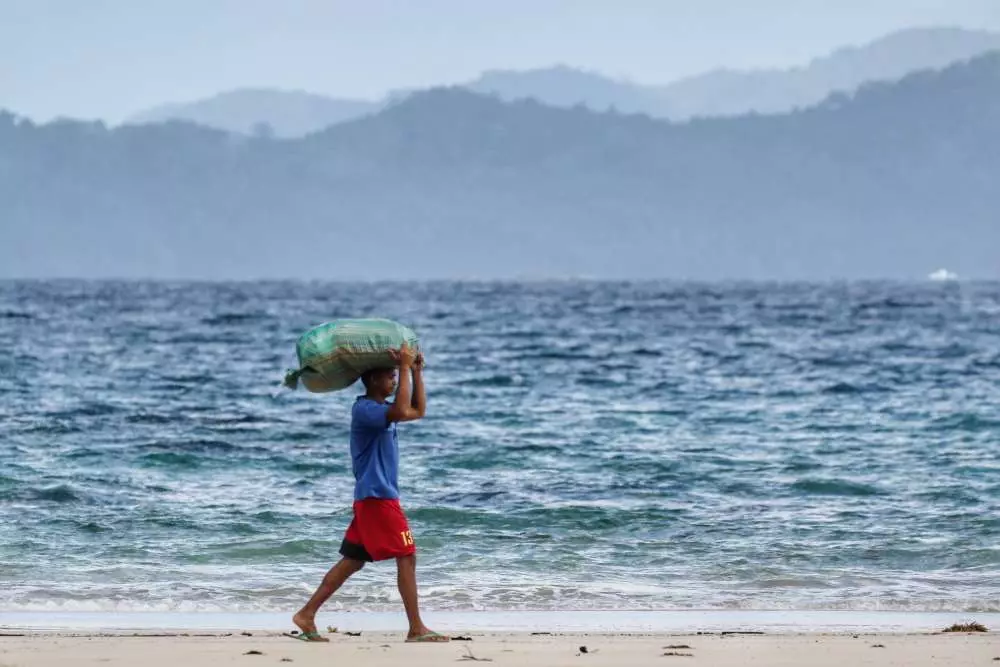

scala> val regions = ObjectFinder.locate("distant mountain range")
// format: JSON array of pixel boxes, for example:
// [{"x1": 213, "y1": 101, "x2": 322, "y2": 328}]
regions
[
  {"x1": 125, "y1": 27, "x2": 1000, "y2": 135},
  {"x1": 3, "y1": 51, "x2": 998, "y2": 280},
  {"x1": 128, "y1": 88, "x2": 381, "y2": 138},
  {"x1": 595, "y1": 25, "x2": 1000, "y2": 118}
]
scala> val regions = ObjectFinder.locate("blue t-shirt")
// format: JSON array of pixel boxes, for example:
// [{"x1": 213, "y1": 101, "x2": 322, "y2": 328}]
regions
[{"x1": 350, "y1": 397, "x2": 400, "y2": 500}]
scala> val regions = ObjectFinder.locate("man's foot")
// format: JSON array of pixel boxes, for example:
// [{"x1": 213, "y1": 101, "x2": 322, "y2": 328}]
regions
[
  {"x1": 291, "y1": 610, "x2": 329, "y2": 642},
  {"x1": 405, "y1": 627, "x2": 449, "y2": 643}
]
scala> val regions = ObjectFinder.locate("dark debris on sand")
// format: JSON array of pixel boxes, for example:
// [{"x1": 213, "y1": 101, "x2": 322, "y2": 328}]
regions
[
  {"x1": 458, "y1": 646, "x2": 492, "y2": 662},
  {"x1": 942, "y1": 622, "x2": 988, "y2": 633}
]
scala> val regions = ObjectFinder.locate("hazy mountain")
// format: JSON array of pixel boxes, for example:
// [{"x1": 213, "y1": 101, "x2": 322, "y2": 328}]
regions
[
  {"x1": 465, "y1": 65, "x2": 668, "y2": 115},
  {"x1": 123, "y1": 28, "x2": 1000, "y2": 136},
  {"x1": 2, "y1": 53, "x2": 997, "y2": 280},
  {"x1": 661, "y1": 26, "x2": 1000, "y2": 118},
  {"x1": 466, "y1": 27, "x2": 1000, "y2": 119},
  {"x1": 127, "y1": 88, "x2": 382, "y2": 137}
]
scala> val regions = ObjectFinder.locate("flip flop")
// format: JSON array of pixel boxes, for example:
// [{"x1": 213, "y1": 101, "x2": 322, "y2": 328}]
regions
[
  {"x1": 283, "y1": 631, "x2": 328, "y2": 642},
  {"x1": 406, "y1": 631, "x2": 450, "y2": 643}
]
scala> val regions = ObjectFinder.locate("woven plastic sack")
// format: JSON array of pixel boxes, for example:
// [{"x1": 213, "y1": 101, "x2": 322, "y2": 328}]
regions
[{"x1": 283, "y1": 318, "x2": 419, "y2": 393}]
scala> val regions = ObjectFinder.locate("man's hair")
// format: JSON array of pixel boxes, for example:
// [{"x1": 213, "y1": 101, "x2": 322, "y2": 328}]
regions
[
  {"x1": 361, "y1": 367, "x2": 391, "y2": 389},
  {"x1": 360, "y1": 369, "x2": 375, "y2": 389}
]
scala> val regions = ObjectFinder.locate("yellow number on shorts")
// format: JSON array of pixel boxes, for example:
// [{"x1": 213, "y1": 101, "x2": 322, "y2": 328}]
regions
[{"x1": 400, "y1": 530, "x2": 414, "y2": 546}]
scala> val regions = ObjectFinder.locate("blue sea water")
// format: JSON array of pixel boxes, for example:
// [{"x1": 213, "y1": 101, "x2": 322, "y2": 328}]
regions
[{"x1": 1, "y1": 280, "x2": 998, "y2": 616}]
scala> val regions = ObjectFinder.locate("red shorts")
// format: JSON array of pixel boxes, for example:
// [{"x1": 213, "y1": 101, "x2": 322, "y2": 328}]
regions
[{"x1": 339, "y1": 498, "x2": 416, "y2": 562}]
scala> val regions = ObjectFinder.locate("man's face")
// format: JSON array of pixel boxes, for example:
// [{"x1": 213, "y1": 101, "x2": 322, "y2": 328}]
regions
[{"x1": 371, "y1": 367, "x2": 398, "y2": 396}]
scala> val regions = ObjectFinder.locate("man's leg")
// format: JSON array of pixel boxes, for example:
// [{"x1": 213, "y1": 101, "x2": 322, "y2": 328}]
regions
[
  {"x1": 396, "y1": 554, "x2": 448, "y2": 641},
  {"x1": 293, "y1": 558, "x2": 365, "y2": 641}
]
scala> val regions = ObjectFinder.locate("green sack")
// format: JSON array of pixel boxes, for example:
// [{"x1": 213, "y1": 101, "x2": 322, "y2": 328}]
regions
[{"x1": 283, "y1": 318, "x2": 420, "y2": 393}]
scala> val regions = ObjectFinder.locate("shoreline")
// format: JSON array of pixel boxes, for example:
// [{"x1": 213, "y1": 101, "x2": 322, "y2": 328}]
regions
[
  {"x1": 3, "y1": 609, "x2": 998, "y2": 634},
  {"x1": 0, "y1": 629, "x2": 995, "y2": 667},
  {"x1": 4, "y1": 609, "x2": 996, "y2": 667}
]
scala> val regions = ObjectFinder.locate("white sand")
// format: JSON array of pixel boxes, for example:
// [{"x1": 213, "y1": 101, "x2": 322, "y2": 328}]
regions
[{"x1": 1, "y1": 630, "x2": 996, "y2": 667}]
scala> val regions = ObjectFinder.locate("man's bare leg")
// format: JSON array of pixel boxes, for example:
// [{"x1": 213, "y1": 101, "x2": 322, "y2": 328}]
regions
[
  {"x1": 292, "y1": 558, "x2": 365, "y2": 641},
  {"x1": 396, "y1": 554, "x2": 448, "y2": 642}
]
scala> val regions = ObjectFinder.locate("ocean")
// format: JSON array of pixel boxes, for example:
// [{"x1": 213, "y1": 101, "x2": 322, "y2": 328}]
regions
[{"x1": 1, "y1": 280, "x2": 998, "y2": 619}]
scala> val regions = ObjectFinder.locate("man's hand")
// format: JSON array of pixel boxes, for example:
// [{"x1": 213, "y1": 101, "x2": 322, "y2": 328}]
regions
[
  {"x1": 395, "y1": 343, "x2": 417, "y2": 368},
  {"x1": 388, "y1": 344, "x2": 417, "y2": 368},
  {"x1": 413, "y1": 352, "x2": 425, "y2": 371}
]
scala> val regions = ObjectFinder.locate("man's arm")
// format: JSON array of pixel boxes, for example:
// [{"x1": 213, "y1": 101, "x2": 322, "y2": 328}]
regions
[
  {"x1": 410, "y1": 353, "x2": 426, "y2": 418},
  {"x1": 386, "y1": 345, "x2": 422, "y2": 423}
]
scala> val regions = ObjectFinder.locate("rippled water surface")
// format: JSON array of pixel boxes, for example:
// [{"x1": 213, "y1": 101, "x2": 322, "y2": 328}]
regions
[{"x1": 1, "y1": 281, "x2": 998, "y2": 613}]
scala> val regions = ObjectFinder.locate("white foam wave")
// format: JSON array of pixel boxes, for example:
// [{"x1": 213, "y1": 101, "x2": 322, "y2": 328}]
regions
[{"x1": 928, "y1": 268, "x2": 959, "y2": 281}]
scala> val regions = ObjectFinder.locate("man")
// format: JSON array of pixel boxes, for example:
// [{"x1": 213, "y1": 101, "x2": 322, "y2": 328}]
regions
[{"x1": 291, "y1": 343, "x2": 447, "y2": 643}]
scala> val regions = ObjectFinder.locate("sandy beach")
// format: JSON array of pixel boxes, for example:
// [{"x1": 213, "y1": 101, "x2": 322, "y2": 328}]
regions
[{"x1": 1, "y1": 630, "x2": 997, "y2": 667}]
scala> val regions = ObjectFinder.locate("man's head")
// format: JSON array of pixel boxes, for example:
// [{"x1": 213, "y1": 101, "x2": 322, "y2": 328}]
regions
[{"x1": 361, "y1": 366, "x2": 397, "y2": 398}]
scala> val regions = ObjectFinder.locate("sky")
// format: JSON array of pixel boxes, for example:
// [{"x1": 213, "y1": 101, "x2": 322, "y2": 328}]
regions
[{"x1": 2, "y1": 0, "x2": 998, "y2": 123}]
